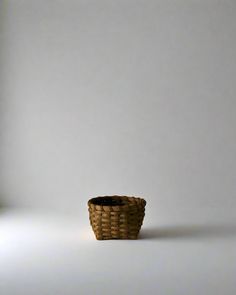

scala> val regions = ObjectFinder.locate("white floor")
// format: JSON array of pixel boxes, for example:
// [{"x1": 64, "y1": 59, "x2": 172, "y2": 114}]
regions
[{"x1": 0, "y1": 207, "x2": 235, "y2": 295}]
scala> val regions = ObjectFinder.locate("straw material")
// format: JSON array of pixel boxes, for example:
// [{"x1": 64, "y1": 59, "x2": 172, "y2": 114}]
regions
[{"x1": 88, "y1": 196, "x2": 146, "y2": 240}]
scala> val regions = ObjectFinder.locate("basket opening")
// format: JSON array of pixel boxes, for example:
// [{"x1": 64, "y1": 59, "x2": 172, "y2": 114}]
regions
[{"x1": 90, "y1": 197, "x2": 126, "y2": 206}]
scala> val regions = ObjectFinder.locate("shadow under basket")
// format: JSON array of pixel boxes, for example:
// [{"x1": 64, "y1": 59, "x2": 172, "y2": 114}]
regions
[{"x1": 88, "y1": 196, "x2": 146, "y2": 240}]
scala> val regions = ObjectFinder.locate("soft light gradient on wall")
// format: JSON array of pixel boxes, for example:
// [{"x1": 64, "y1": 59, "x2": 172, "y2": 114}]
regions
[{"x1": 1, "y1": 0, "x2": 236, "y2": 220}]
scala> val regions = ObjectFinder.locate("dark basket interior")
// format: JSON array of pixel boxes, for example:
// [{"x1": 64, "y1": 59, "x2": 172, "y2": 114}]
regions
[{"x1": 89, "y1": 196, "x2": 126, "y2": 206}]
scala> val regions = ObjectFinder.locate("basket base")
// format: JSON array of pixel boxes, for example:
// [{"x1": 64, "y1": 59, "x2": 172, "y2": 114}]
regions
[{"x1": 95, "y1": 235, "x2": 138, "y2": 240}]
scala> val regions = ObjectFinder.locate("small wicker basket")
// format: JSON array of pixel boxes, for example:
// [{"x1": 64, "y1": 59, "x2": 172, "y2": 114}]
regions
[{"x1": 88, "y1": 195, "x2": 146, "y2": 240}]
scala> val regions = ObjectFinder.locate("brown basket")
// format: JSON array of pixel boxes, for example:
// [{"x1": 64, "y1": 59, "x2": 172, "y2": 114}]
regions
[{"x1": 88, "y1": 195, "x2": 146, "y2": 240}]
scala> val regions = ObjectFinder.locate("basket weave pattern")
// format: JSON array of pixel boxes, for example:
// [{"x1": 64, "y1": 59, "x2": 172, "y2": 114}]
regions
[{"x1": 88, "y1": 196, "x2": 146, "y2": 240}]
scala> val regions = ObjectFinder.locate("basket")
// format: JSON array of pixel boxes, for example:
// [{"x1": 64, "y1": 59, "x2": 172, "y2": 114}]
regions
[{"x1": 88, "y1": 195, "x2": 146, "y2": 240}]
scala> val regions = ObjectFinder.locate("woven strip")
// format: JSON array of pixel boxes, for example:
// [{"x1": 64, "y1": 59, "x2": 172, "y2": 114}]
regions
[{"x1": 88, "y1": 196, "x2": 146, "y2": 240}]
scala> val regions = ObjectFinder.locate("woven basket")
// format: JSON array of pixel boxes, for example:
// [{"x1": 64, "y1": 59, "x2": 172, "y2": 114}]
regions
[{"x1": 88, "y1": 195, "x2": 146, "y2": 240}]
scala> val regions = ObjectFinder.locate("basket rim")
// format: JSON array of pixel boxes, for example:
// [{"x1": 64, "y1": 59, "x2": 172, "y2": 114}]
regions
[{"x1": 88, "y1": 195, "x2": 146, "y2": 208}]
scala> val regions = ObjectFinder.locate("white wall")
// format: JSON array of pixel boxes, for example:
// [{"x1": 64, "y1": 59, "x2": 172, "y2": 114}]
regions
[{"x1": 1, "y1": 0, "x2": 236, "y2": 217}]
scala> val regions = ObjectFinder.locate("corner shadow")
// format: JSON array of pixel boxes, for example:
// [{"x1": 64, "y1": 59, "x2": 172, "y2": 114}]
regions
[
  {"x1": 0, "y1": 196, "x2": 11, "y2": 211},
  {"x1": 139, "y1": 223, "x2": 236, "y2": 240}
]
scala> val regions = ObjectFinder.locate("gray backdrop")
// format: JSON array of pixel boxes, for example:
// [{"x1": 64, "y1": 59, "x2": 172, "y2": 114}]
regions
[
  {"x1": 0, "y1": 1, "x2": 236, "y2": 295},
  {"x1": 1, "y1": 0, "x2": 236, "y2": 218}
]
